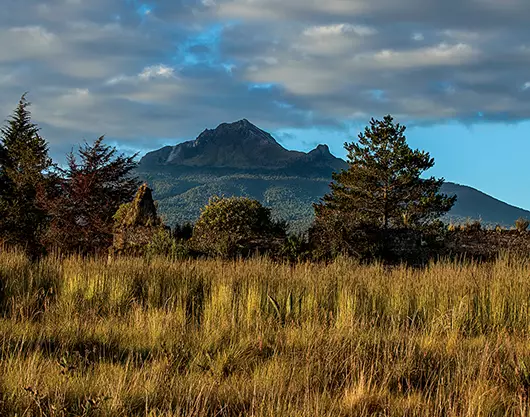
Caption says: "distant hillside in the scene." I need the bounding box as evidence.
[137,119,530,231]
[440,183,530,227]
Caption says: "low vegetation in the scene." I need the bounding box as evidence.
[1,250,530,416]
[191,196,287,258]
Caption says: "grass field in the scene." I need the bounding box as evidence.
[2,250,530,416]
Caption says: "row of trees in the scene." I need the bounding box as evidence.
[0,94,139,256]
[0,94,456,260]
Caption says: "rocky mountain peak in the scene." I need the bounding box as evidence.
[309,144,332,156]
[195,119,278,148]
[140,119,346,172]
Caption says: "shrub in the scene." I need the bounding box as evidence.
[463,219,482,232]
[515,217,530,232]
[145,228,189,259]
[173,223,194,241]
[308,212,381,261]
[279,233,310,262]
[447,224,455,232]
[191,196,286,258]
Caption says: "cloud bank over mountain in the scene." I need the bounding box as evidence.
[2,0,530,155]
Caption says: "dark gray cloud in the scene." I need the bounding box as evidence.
[1,0,530,159]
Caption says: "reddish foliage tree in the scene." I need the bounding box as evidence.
[40,136,139,254]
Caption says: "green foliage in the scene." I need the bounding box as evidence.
[145,228,189,259]
[315,115,455,231]
[309,213,382,260]
[111,183,170,257]
[192,196,286,257]
[0,93,52,255]
[138,170,332,234]
[515,217,530,232]
[278,233,310,262]
[312,115,455,259]
[113,202,132,226]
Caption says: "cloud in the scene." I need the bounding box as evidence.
[1,0,530,159]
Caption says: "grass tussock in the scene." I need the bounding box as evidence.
[2,250,530,415]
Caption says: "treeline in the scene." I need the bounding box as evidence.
[1,95,528,263]
[0,95,138,257]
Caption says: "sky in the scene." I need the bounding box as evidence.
[1,0,530,209]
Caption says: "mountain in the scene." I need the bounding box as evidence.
[439,183,530,227]
[140,119,347,176]
[137,119,530,231]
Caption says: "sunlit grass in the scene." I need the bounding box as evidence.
[1,250,530,415]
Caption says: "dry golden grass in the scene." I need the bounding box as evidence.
[2,250,530,415]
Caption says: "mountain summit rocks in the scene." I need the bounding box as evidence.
[139,119,346,174]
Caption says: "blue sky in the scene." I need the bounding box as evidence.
[1,0,530,209]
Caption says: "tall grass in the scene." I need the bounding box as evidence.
[2,250,530,415]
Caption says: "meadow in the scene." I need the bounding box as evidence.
[2,250,530,416]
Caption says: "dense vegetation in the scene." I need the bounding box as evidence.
[0,94,462,261]
[191,196,287,257]
[2,250,530,416]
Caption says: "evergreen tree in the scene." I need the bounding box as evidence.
[0,93,52,253]
[313,115,455,255]
[41,136,139,254]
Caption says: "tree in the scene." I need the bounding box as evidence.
[315,115,455,230]
[41,136,139,254]
[191,196,286,257]
[312,115,455,258]
[0,93,52,254]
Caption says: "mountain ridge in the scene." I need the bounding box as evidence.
[139,118,347,176]
[137,119,530,231]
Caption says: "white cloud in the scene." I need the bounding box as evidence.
[0,26,61,62]
[106,64,177,85]
[303,23,376,38]
[9,25,56,44]
[371,43,479,68]
[138,65,175,80]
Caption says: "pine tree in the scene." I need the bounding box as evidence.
[314,115,455,237]
[0,93,52,253]
[41,136,139,254]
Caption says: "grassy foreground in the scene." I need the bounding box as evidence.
[2,252,530,416]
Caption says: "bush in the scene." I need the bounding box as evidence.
[173,223,193,241]
[191,196,286,258]
[515,217,530,232]
[308,212,381,261]
[279,233,310,262]
[145,228,189,259]
[463,219,482,232]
